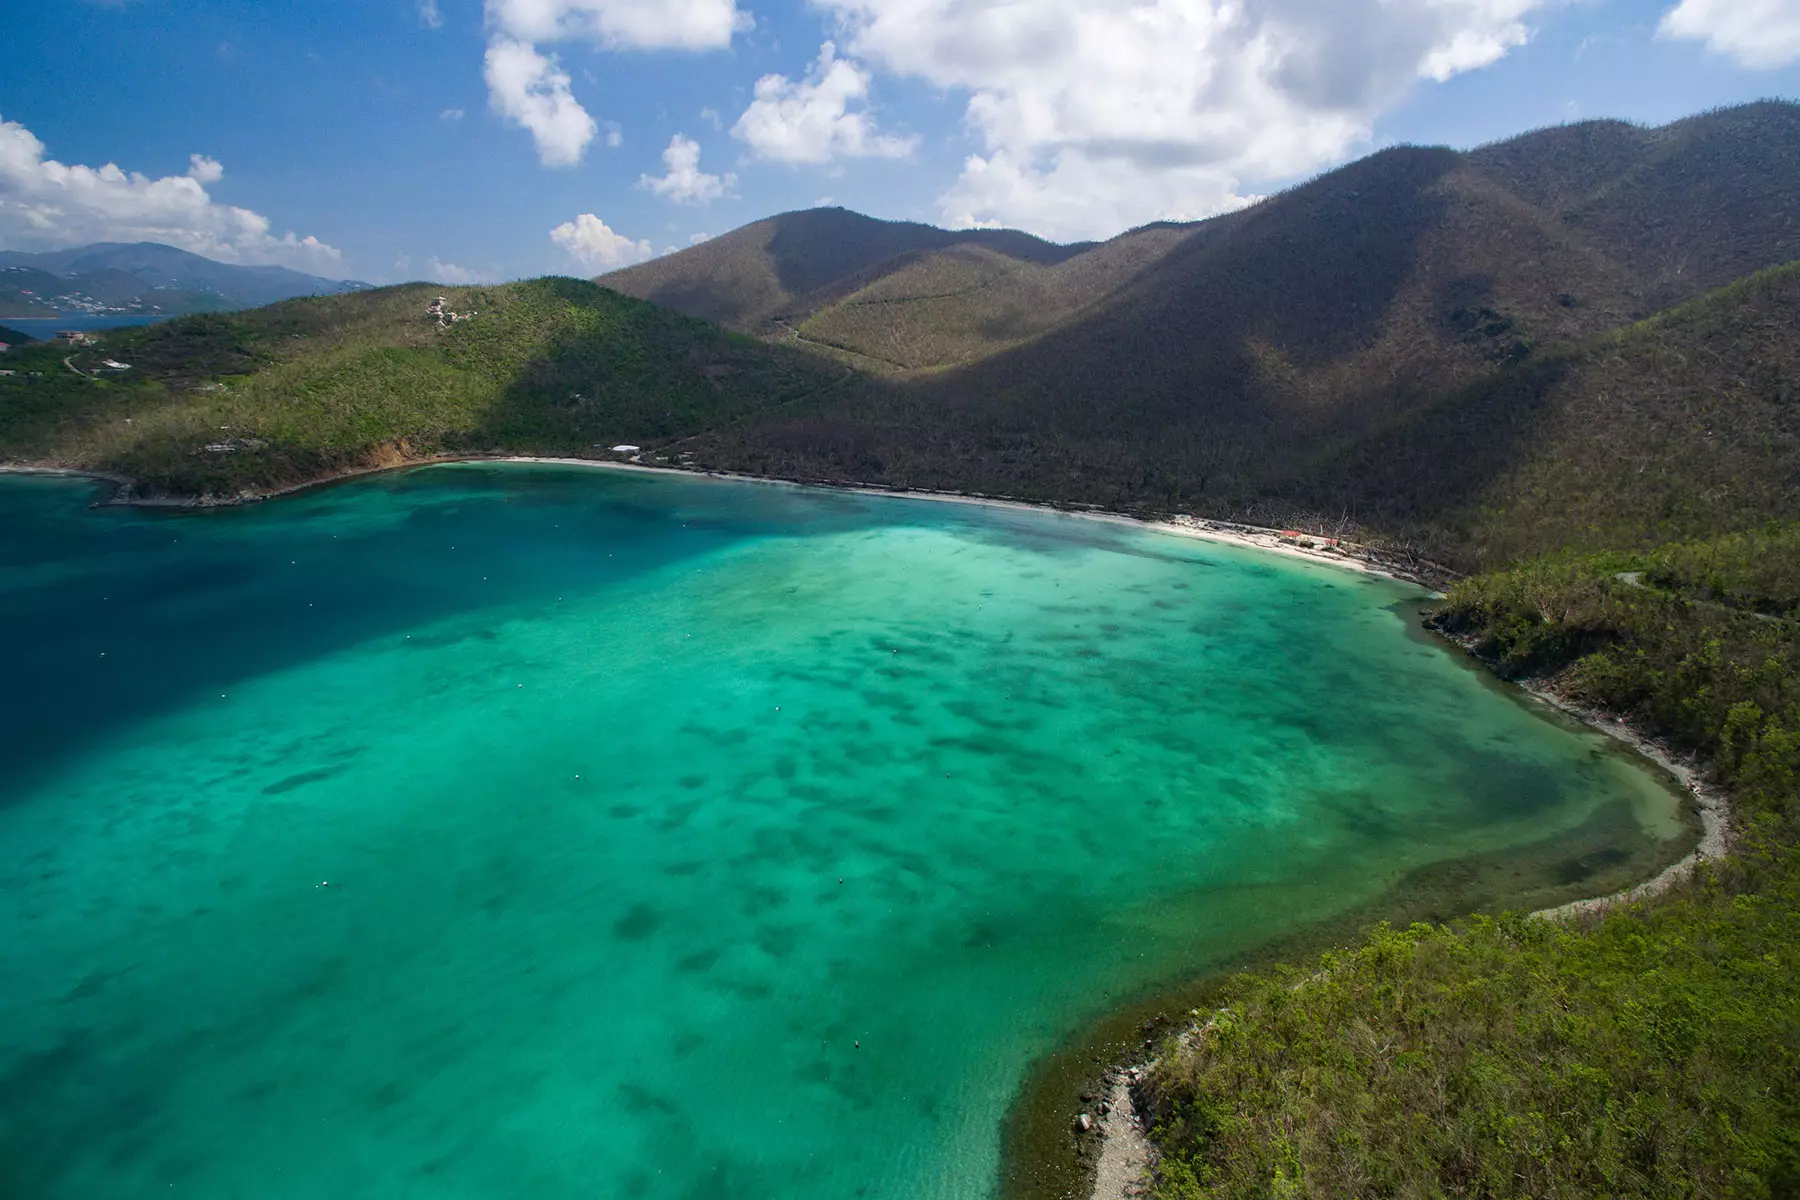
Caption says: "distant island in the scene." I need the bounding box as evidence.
[3,99,1799,1200]
[0,241,372,319]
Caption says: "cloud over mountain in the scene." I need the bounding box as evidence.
[731,42,917,165]
[551,211,653,268]
[814,0,1552,239]
[639,135,736,204]
[1659,0,1800,69]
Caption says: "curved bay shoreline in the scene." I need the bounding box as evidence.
[0,455,1732,1200]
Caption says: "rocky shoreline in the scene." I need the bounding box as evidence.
[1064,622,1736,1200]
[1084,1068,1156,1200]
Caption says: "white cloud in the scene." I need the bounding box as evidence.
[418,0,445,29]
[550,212,653,269]
[481,0,749,164]
[484,37,597,166]
[732,41,917,165]
[700,106,723,131]
[0,114,343,271]
[440,107,466,121]
[394,253,414,276]
[603,120,623,147]
[427,257,494,284]
[186,153,224,184]
[688,231,712,244]
[813,0,1553,240]
[638,134,736,204]
[1658,0,1800,68]
[485,0,749,50]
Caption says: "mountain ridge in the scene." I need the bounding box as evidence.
[0,241,373,318]
[601,102,1800,381]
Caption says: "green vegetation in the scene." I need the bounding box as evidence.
[3,101,1799,1197]
[666,106,1800,572]
[0,277,842,497]
[1142,528,1800,1198]
[0,324,37,345]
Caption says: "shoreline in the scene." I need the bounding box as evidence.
[0,454,1456,592]
[2,453,1725,1200]
[1518,681,1730,920]
[1068,644,1735,1200]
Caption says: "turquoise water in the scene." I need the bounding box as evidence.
[0,465,1681,1199]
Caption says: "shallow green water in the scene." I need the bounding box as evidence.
[0,465,1682,1199]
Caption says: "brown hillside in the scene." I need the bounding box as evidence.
[791,224,1198,371]
[681,261,1799,571]
[597,207,1083,334]
[1469,101,1800,309]
[611,104,1800,390]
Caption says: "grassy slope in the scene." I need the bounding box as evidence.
[0,324,37,345]
[1144,531,1800,1198]
[0,277,844,497]
[792,225,1196,372]
[597,207,1083,335]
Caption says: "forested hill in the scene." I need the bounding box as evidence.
[0,278,842,498]
[599,102,1800,378]
[596,206,1086,338]
[681,261,1800,569]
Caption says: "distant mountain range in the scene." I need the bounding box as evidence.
[0,242,372,319]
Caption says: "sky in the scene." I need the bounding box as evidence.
[3,0,1798,284]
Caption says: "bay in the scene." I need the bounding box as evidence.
[0,463,1683,1198]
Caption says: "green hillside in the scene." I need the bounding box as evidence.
[0,323,37,345]
[0,278,843,498]
[1141,528,1800,1199]
[598,206,1084,336]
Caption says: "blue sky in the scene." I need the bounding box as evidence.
[2,0,1797,284]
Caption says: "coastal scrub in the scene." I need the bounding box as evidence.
[1143,528,1800,1198]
